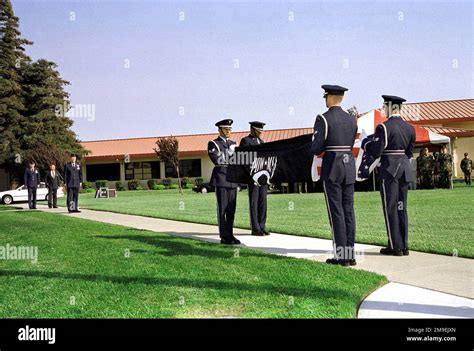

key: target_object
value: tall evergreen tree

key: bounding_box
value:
[0,0,32,181]
[20,59,86,175]
[0,0,85,185]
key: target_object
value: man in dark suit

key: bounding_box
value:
[24,160,40,210]
[46,164,61,208]
[311,85,358,266]
[239,121,269,236]
[208,119,240,245]
[362,95,416,256]
[64,153,83,213]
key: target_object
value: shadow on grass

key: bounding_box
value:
[94,234,276,259]
[0,269,362,302]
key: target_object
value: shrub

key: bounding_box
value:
[82,181,94,190]
[136,185,144,191]
[180,177,190,187]
[128,179,140,190]
[153,184,165,190]
[185,183,194,189]
[194,177,204,186]
[86,188,95,193]
[95,180,108,188]
[162,177,173,187]
[147,179,157,189]
[115,182,125,191]
[169,184,178,189]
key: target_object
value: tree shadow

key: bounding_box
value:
[94,233,282,260]
[0,269,360,302]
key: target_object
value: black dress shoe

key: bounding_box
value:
[326,258,340,265]
[220,238,235,245]
[232,237,241,245]
[339,260,350,267]
[380,247,403,256]
[349,259,357,266]
[251,230,265,236]
[53,206,58,208]
[403,248,409,256]
[262,229,270,236]
[73,210,81,213]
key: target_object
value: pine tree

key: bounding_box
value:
[0,0,85,185]
[20,59,86,175]
[0,0,32,182]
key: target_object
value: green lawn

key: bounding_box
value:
[0,211,385,318]
[57,185,474,258]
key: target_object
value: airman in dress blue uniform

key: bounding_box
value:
[208,119,241,245]
[311,85,358,266]
[240,121,269,236]
[64,153,83,213]
[362,95,416,256]
[24,160,40,210]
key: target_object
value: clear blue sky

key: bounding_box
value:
[13,0,473,141]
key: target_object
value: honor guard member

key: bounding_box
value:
[368,95,416,256]
[64,153,83,213]
[311,85,358,266]
[208,119,240,245]
[24,160,40,209]
[240,121,269,236]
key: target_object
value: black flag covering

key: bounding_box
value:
[227,134,314,185]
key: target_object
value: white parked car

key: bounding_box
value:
[0,183,65,205]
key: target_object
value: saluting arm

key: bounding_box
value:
[310,116,326,156]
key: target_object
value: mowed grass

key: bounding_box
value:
[0,211,385,318]
[57,184,474,258]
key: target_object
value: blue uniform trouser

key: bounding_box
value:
[322,180,356,260]
[380,177,409,250]
[248,183,267,232]
[27,187,37,209]
[215,187,237,239]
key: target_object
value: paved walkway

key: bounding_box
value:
[14,203,474,318]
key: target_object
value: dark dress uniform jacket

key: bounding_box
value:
[208,137,238,188]
[371,116,416,182]
[311,106,358,183]
[64,163,83,188]
[46,171,60,189]
[24,168,40,188]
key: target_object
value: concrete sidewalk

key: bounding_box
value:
[15,203,474,318]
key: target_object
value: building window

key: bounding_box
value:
[125,161,160,180]
[86,163,121,182]
[165,159,201,178]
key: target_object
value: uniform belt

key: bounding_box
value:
[325,146,352,152]
[382,150,405,155]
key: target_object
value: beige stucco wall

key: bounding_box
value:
[452,136,474,178]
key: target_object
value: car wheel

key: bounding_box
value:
[201,188,208,194]
[2,195,13,205]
